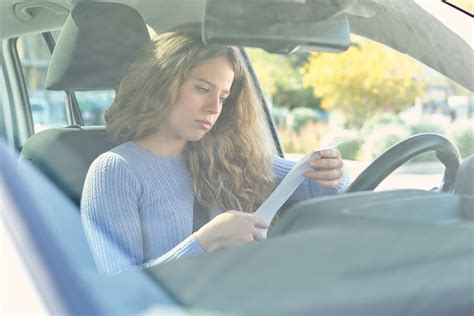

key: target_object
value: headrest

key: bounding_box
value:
[45,2,151,91]
[454,155,474,196]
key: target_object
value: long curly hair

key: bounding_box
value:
[105,25,276,213]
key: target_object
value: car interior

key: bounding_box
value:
[1,1,473,315]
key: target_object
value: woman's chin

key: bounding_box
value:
[186,132,207,142]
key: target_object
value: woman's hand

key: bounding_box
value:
[194,210,269,252]
[304,148,344,188]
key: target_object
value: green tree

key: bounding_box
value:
[247,49,323,111]
[302,39,424,128]
[246,48,300,96]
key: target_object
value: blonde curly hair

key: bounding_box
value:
[105,25,276,213]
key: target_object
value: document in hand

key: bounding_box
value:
[255,150,321,237]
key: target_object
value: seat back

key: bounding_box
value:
[454,155,474,196]
[20,2,150,205]
[21,126,117,205]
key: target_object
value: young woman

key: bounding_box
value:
[81,26,349,275]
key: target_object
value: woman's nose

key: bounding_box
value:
[205,94,221,114]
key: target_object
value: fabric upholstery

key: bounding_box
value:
[21,126,117,205]
[45,2,150,90]
[454,155,474,196]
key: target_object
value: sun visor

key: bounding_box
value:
[202,0,352,54]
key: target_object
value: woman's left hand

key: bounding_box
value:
[304,148,344,188]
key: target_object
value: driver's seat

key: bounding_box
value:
[453,155,474,196]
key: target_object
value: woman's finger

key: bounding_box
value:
[253,230,266,241]
[310,157,343,170]
[317,179,341,188]
[305,169,343,181]
[318,148,340,159]
[252,215,270,229]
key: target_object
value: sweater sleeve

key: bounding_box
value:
[81,153,204,275]
[81,153,144,274]
[272,155,350,200]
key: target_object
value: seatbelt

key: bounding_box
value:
[192,197,210,232]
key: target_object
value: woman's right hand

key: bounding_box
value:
[194,210,269,252]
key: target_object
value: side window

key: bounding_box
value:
[0,59,7,140]
[16,33,66,133]
[16,33,114,131]
[75,90,115,126]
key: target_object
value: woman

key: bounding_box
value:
[81,25,349,275]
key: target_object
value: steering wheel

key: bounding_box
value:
[346,133,461,193]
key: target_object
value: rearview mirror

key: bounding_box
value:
[202,0,352,54]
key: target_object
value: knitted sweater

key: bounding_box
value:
[81,141,349,274]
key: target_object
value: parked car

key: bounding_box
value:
[1,0,472,315]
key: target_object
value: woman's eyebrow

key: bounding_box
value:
[195,78,230,95]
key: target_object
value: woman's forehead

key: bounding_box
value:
[187,57,235,90]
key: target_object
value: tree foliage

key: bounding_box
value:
[247,49,323,110]
[302,39,424,128]
[246,48,300,95]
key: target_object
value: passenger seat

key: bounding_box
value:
[21,2,151,205]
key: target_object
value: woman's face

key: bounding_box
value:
[159,56,235,145]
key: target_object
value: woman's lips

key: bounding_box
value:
[195,120,212,130]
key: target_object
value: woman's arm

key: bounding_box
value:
[81,153,206,275]
[81,154,144,274]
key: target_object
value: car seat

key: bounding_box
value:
[453,155,474,196]
[20,2,151,205]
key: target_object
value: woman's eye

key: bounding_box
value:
[196,86,209,94]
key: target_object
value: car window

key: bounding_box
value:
[16,33,114,131]
[75,90,115,126]
[247,37,474,191]
[0,61,7,140]
[16,32,66,132]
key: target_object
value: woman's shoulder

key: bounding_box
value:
[89,142,136,174]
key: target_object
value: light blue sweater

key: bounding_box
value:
[81,141,349,274]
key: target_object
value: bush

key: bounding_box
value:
[271,106,290,128]
[278,122,327,154]
[320,128,361,160]
[361,125,410,160]
[337,138,362,161]
[273,86,321,111]
[277,127,296,153]
[287,107,321,133]
[360,113,405,137]
[409,120,444,136]
[447,120,474,159]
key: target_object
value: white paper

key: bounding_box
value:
[256,150,321,237]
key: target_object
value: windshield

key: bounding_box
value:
[1,1,473,315]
